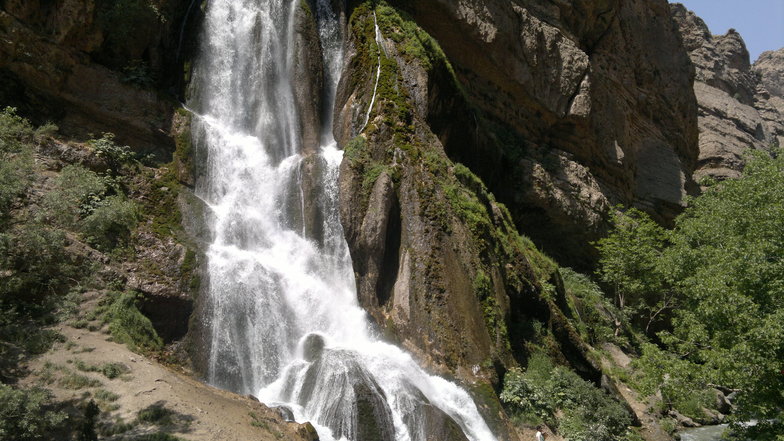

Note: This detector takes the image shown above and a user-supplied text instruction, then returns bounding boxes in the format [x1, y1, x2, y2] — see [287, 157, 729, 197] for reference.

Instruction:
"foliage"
[598, 152, 784, 438]
[81, 195, 138, 250]
[630, 343, 713, 421]
[42, 164, 138, 251]
[595, 208, 672, 336]
[101, 362, 130, 379]
[90, 133, 137, 175]
[560, 268, 617, 345]
[42, 165, 109, 226]
[0, 107, 35, 220]
[105, 291, 163, 354]
[501, 353, 632, 441]
[0, 384, 66, 441]
[0, 223, 74, 313]
[137, 403, 173, 425]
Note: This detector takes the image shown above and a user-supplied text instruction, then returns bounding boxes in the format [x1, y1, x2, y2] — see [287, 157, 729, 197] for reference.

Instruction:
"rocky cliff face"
[0, 0, 198, 157]
[394, 0, 699, 266]
[333, 3, 629, 436]
[671, 4, 784, 183]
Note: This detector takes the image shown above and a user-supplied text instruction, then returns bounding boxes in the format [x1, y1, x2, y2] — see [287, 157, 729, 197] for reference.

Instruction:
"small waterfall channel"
[188, 1, 496, 440]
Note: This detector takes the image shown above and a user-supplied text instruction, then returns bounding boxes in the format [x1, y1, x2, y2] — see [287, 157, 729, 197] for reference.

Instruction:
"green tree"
[0, 384, 66, 440]
[660, 151, 784, 439]
[599, 151, 784, 439]
[595, 208, 672, 336]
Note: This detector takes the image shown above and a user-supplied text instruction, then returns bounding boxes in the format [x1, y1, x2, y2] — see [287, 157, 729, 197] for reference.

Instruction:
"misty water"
[187, 0, 496, 440]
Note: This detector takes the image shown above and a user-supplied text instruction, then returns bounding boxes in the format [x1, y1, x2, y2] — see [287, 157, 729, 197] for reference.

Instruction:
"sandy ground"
[21, 325, 316, 441]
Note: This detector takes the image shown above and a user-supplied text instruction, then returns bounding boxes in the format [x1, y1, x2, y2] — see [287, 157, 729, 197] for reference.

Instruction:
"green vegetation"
[137, 403, 174, 425]
[0, 384, 66, 441]
[74, 360, 130, 379]
[104, 291, 163, 354]
[58, 372, 103, 390]
[0, 107, 35, 218]
[595, 208, 671, 337]
[41, 162, 138, 251]
[560, 268, 619, 346]
[501, 353, 633, 441]
[597, 151, 784, 439]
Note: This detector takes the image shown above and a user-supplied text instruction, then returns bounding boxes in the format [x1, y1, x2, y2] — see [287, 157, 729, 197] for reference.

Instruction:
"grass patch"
[101, 362, 130, 379]
[58, 373, 103, 390]
[137, 403, 174, 425]
[94, 389, 119, 402]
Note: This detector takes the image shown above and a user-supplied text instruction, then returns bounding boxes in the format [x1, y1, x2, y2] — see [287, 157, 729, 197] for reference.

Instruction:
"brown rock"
[399, 0, 698, 266]
[671, 4, 783, 185]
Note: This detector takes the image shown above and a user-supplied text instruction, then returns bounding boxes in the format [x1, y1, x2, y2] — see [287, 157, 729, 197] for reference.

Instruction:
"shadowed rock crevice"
[376, 194, 401, 307]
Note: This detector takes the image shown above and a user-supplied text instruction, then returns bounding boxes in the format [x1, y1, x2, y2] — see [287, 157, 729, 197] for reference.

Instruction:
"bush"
[137, 403, 173, 425]
[501, 353, 632, 441]
[41, 165, 108, 227]
[90, 133, 137, 174]
[0, 223, 74, 312]
[58, 373, 103, 390]
[105, 291, 162, 354]
[81, 195, 138, 250]
[100, 362, 130, 379]
[0, 384, 66, 440]
[42, 165, 138, 250]
[0, 107, 35, 218]
[560, 268, 617, 345]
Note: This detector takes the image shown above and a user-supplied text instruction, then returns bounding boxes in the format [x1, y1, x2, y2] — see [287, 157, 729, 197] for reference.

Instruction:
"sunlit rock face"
[671, 4, 784, 184]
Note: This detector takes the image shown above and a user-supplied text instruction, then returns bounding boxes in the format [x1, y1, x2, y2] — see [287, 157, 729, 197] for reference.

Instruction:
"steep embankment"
[670, 3, 784, 183]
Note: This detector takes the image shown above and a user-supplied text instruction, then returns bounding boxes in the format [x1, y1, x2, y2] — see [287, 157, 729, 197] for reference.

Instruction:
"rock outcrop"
[0, 0, 197, 157]
[753, 48, 784, 149]
[334, 4, 613, 437]
[396, 0, 699, 266]
[671, 4, 783, 183]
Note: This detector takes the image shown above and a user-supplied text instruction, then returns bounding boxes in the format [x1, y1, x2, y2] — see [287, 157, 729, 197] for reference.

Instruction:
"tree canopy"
[597, 151, 784, 439]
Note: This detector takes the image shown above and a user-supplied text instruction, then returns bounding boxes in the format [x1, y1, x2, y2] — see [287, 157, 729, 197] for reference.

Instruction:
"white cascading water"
[188, 1, 496, 440]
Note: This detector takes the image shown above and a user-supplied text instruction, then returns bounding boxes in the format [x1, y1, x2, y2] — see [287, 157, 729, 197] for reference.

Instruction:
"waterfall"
[188, 1, 496, 440]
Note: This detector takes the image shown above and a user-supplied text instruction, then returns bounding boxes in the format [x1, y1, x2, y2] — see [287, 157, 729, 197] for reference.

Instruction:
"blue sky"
[673, 0, 784, 62]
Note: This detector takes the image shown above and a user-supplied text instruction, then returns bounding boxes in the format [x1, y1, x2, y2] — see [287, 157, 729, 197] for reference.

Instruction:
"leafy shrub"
[501, 353, 632, 441]
[0, 107, 34, 218]
[94, 389, 119, 402]
[58, 373, 103, 390]
[0, 223, 74, 312]
[105, 291, 162, 353]
[42, 165, 138, 250]
[560, 268, 617, 345]
[90, 133, 137, 174]
[41, 165, 108, 227]
[137, 403, 173, 424]
[0, 384, 66, 440]
[81, 195, 138, 250]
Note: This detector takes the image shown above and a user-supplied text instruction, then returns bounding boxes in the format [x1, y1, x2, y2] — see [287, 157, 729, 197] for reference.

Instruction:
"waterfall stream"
[188, 1, 496, 440]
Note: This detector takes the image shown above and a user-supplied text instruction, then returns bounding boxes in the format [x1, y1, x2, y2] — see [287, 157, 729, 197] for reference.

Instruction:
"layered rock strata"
[671, 4, 784, 183]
